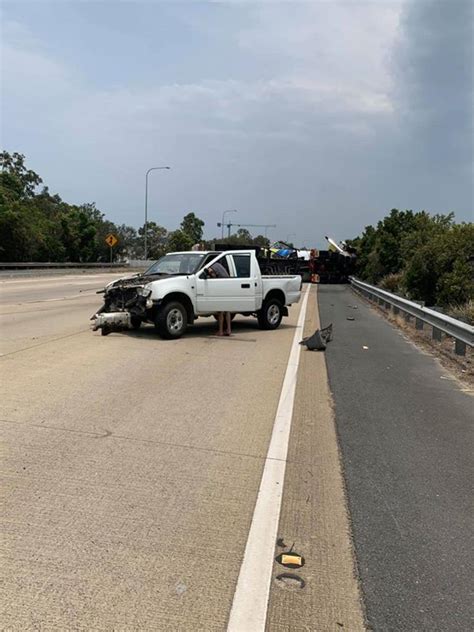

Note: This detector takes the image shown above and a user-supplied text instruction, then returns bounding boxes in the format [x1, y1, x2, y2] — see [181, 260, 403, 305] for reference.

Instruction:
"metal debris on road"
[300, 323, 333, 351]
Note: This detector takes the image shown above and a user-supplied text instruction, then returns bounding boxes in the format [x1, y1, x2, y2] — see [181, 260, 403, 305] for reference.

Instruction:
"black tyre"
[130, 316, 142, 330]
[257, 298, 283, 330]
[155, 301, 187, 339]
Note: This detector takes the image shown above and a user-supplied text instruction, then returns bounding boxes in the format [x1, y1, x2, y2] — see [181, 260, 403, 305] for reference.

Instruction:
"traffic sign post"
[105, 234, 119, 263]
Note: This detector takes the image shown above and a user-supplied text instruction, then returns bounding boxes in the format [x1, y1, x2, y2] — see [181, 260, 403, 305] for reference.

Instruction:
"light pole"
[144, 166, 170, 260]
[221, 209, 237, 239]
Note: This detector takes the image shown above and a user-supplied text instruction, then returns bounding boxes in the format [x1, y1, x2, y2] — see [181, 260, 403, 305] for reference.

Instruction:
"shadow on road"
[107, 316, 294, 341]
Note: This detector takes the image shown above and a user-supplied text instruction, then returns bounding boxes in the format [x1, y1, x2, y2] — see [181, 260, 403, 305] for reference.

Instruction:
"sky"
[1, 0, 473, 246]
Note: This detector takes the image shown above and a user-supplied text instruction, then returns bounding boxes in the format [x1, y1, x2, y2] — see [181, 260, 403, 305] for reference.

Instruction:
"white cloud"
[2, 1, 470, 243]
[2, 2, 403, 151]
[237, 1, 404, 109]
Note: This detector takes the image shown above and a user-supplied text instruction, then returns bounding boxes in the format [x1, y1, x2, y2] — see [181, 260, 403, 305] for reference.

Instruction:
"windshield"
[145, 253, 206, 276]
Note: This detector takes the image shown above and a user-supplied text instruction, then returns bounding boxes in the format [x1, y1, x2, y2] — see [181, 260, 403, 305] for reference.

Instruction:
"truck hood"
[105, 273, 186, 292]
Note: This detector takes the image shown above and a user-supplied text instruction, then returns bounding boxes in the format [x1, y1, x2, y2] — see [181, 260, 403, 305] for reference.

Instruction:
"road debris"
[346, 316, 355, 321]
[362, 345, 369, 350]
[300, 323, 333, 351]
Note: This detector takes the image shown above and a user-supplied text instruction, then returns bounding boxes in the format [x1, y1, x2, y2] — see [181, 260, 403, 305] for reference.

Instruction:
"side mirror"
[200, 269, 209, 279]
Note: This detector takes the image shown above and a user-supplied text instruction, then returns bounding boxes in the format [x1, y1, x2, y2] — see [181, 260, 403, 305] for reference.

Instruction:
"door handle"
[241, 283, 250, 289]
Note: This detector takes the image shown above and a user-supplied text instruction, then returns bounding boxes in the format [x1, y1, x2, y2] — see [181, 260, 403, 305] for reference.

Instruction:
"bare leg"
[225, 312, 232, 335]
[217, 313, 225, 336]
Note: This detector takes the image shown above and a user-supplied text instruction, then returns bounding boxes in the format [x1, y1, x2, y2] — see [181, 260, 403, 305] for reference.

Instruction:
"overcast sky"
[1, 0, 472, 246]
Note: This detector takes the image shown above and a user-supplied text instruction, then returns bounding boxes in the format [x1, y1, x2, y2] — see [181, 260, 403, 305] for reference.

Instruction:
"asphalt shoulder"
[318, 284, 474, 632]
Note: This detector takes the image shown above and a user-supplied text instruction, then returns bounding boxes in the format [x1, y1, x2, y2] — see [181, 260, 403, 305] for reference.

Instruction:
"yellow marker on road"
[281, 554, 303, 567]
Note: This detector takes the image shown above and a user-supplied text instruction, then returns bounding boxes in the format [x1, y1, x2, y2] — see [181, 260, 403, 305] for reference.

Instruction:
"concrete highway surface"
[1, 274, 472, 631]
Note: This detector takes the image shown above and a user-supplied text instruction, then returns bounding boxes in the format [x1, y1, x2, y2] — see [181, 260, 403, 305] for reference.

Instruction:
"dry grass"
[447, 300, 474, 326]
[379, 272, 404, 294]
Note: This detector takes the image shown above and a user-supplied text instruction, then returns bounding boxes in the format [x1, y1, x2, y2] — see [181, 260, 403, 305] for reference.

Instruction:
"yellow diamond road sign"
[105, 233, 118, 248]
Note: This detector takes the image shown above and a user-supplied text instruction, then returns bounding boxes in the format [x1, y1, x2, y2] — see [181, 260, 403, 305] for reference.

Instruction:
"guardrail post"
[404, 312, 411, 323]
[415, 318, 424, 330]
[455, 339, 466, 356]
[393, 306, 399, 315]
[432, 327, 442, 341]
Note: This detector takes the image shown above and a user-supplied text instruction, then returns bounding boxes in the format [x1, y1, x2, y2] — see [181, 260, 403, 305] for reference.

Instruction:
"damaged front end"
[91, 275, 155, 335]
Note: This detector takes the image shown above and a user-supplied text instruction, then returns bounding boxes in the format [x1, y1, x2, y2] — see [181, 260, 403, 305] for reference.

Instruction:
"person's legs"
[225, 312, 232, 335]
[217, 313, 225, 336]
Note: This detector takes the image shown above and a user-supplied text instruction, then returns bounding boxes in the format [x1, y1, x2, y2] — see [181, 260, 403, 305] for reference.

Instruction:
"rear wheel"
[155, 301, 188, 339]
[257, 298, 283, 330]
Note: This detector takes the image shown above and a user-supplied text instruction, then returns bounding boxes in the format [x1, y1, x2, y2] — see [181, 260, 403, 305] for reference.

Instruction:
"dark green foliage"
[137, 222, 168, 259]
[349, 209, 474, 307]
[0, 151, 208, 263]
[166, 229, 194, 252]
[1, 152, 277, 263]
[180, 212, 204, 244]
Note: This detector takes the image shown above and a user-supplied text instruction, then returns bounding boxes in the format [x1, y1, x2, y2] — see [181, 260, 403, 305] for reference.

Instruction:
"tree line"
[0, 152, 269, 263]
[348, 209, 474, 312]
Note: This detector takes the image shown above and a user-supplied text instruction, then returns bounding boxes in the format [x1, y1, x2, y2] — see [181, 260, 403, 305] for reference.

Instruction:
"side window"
[218, 257, 230, 275]
[207, 256, 230, 277]
[232, 254, 251, 278]
[198, 253, 222, 270]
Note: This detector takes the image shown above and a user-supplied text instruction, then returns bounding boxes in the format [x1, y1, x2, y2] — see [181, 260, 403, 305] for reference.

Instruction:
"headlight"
[138, 286, 152, 297]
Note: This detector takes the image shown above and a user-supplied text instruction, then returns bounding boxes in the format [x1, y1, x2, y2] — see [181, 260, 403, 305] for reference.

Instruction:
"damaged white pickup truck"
[92, 249, 301, 338]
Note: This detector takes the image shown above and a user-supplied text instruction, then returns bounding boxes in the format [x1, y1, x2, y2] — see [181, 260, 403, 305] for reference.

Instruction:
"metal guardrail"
[0, 262, 130, 269]
[350, 277, 474, 356]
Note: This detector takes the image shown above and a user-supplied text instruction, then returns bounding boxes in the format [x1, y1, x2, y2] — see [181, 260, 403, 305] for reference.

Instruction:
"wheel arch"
[264, 288, 286, 306]
[160, 292, 195, 322]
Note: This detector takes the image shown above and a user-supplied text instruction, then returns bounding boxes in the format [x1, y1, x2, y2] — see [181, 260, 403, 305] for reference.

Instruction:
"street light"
[221, 209, 237, 239]
[144, 166, 170, 260]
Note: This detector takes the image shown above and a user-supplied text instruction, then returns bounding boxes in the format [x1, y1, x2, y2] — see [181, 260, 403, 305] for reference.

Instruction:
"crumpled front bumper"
[91, 311, 132, 333]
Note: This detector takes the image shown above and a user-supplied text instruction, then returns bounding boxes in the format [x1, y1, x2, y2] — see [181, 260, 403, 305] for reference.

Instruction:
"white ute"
[92, 249, 302, 338]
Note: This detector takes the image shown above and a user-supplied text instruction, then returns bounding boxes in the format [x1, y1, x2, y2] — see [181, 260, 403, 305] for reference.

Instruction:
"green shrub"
[349, 211, 473, 307]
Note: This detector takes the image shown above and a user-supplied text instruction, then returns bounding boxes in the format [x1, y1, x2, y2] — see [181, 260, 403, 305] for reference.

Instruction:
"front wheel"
[130, 316, 142, 330]
[155, 301, 188, 339]
[257, 298, 283, 330]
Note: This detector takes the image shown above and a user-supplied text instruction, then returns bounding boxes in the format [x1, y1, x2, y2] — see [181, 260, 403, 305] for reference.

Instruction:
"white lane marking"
[227, 286, 310, 632]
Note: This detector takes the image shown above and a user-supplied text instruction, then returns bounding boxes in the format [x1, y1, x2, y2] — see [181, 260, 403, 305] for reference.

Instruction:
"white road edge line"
[227, 285, 311, 632]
